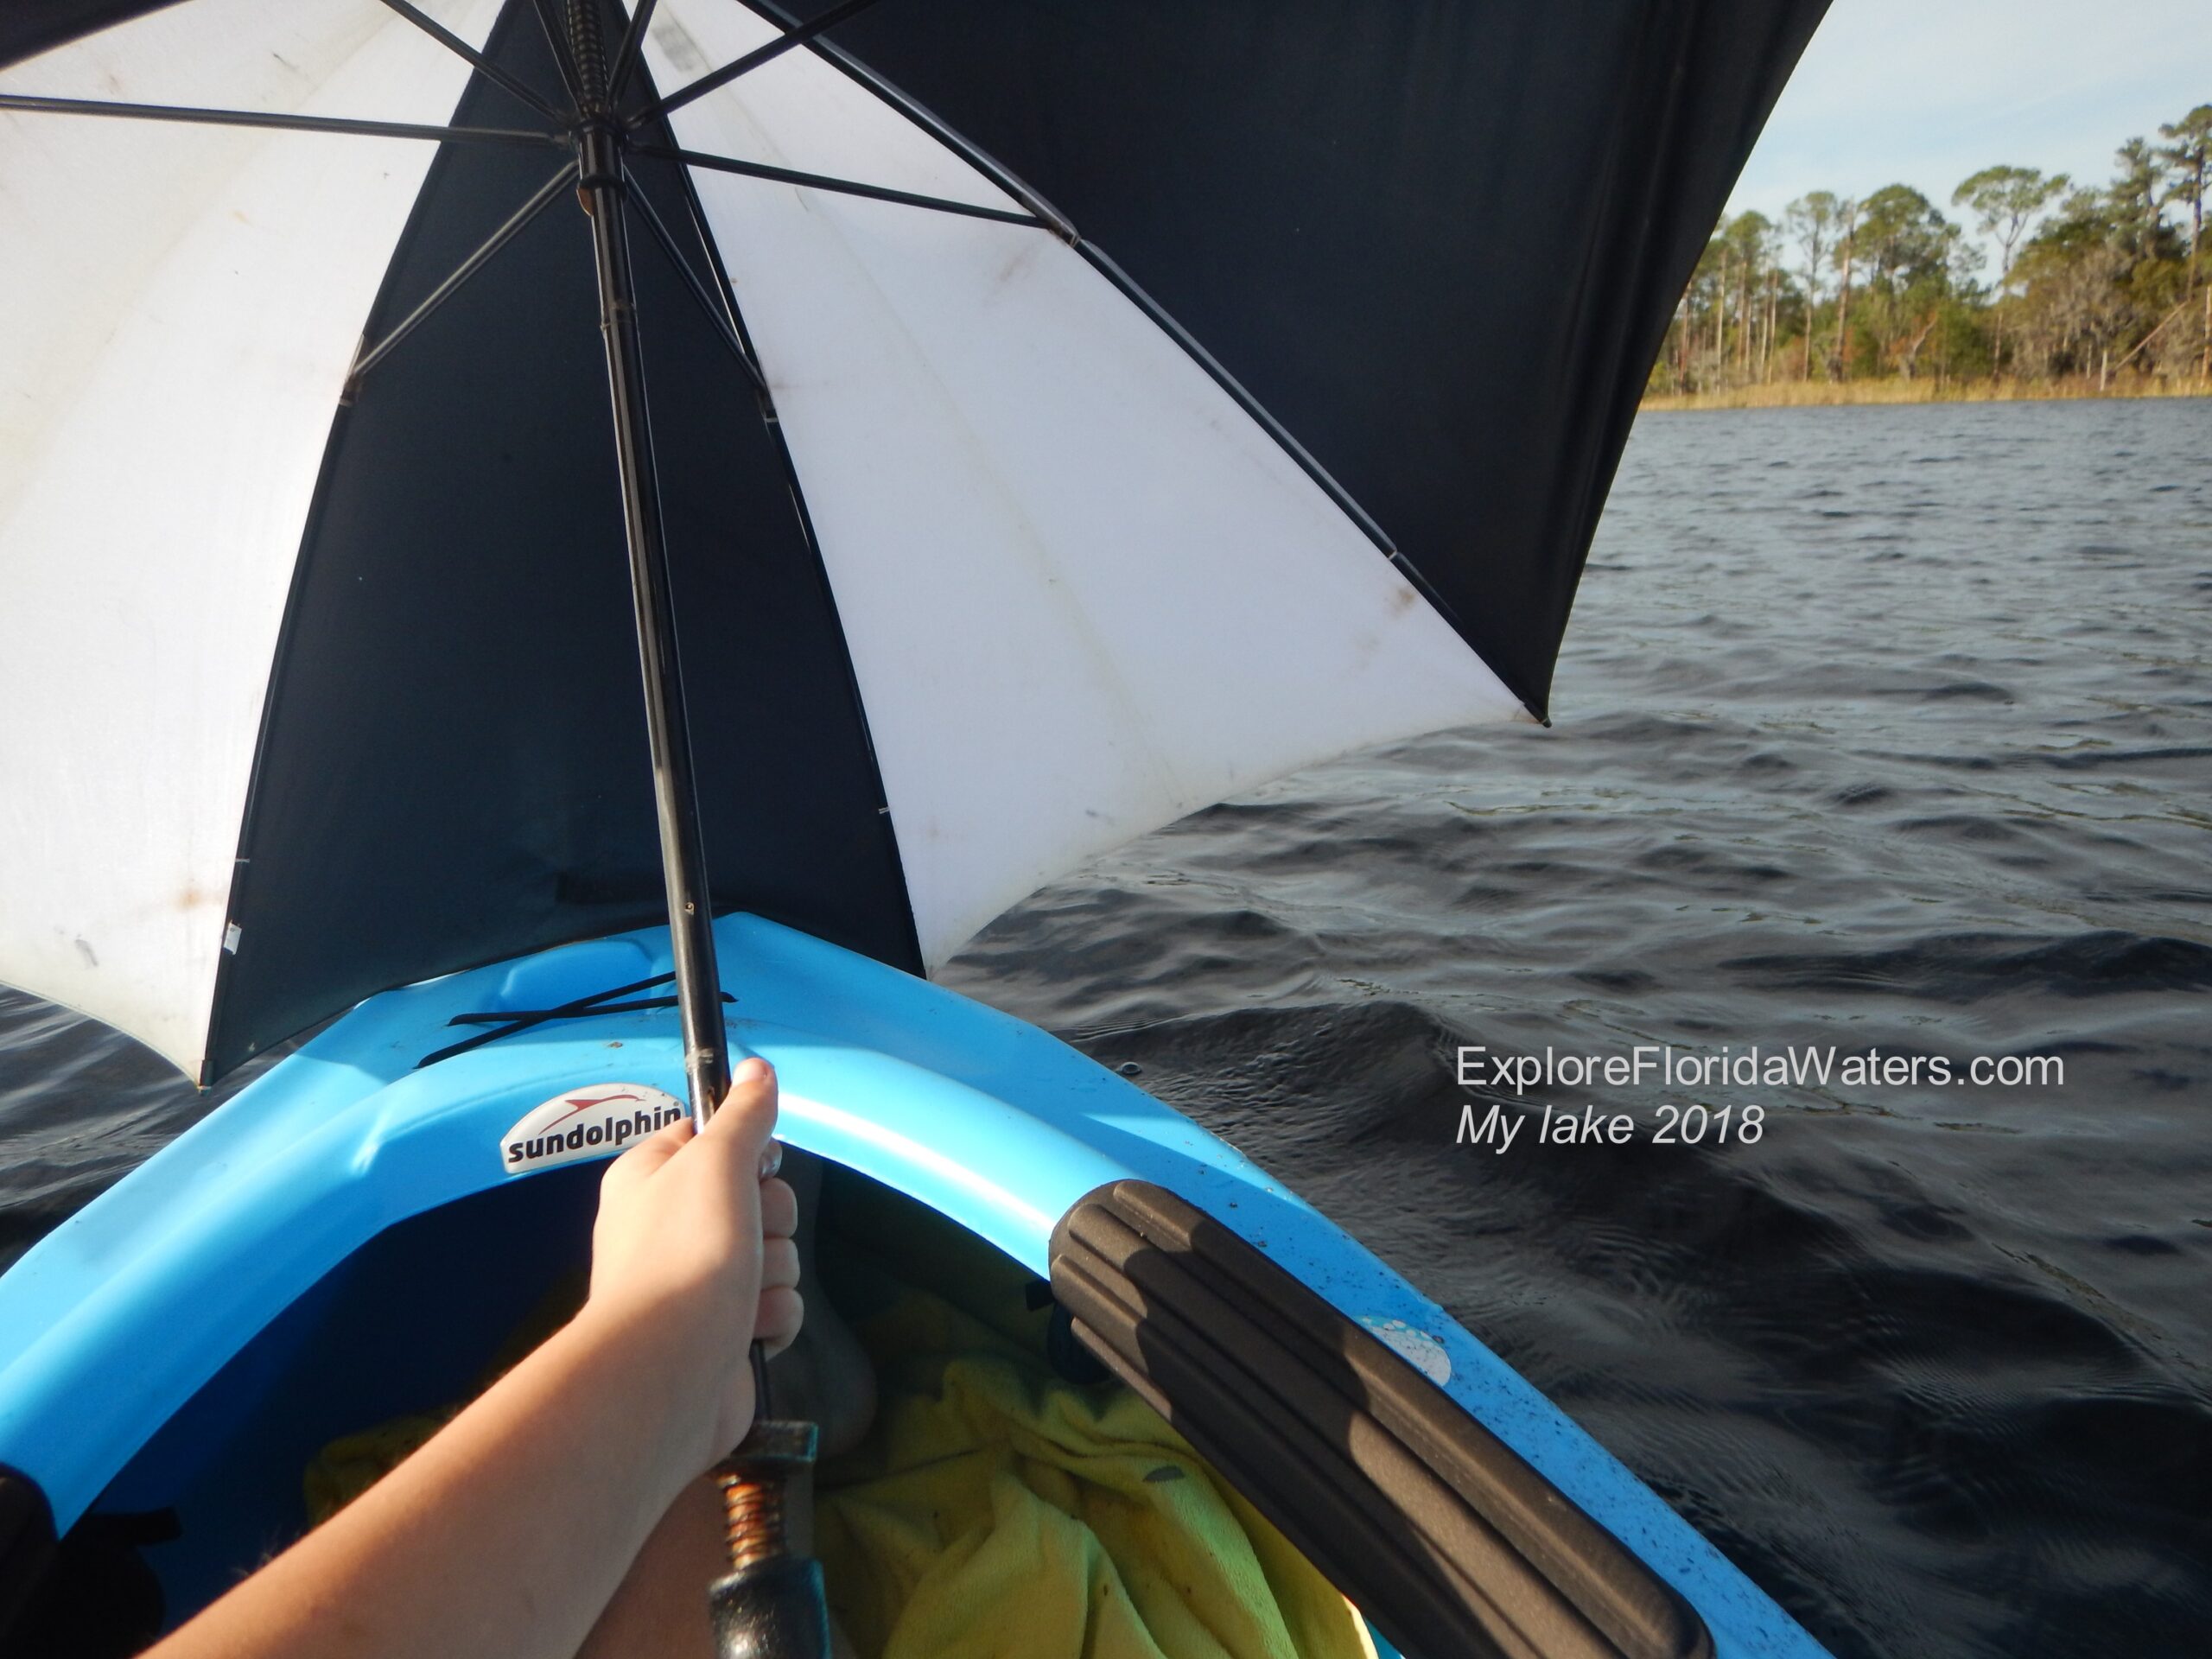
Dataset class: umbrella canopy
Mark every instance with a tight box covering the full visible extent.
[0,0,1825,1086]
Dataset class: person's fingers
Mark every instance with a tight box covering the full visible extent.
[760,1236,800,1294]
[759,1175,798,1243]
[756,1287,803,1357]
[599,1114,693,1197]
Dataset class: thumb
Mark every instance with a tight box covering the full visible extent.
[696,1057,779,1168]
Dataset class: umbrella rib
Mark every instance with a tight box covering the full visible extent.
[344,159,582,397]
[372,0,571,127]
[607,0,662,103]
[0,92,563,149]
[656,149,924,968]
[634,143,1046,228]
[735,0,1078,241]
[1074,236,1406,563]
[1075,238,1467,635]
[528,0,588,111]
[626,0,887,128]
[620,161,767,393]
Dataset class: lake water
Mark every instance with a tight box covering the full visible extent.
[5,397,2209,1656]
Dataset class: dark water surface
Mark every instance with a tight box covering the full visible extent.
[6,399,2211,1655]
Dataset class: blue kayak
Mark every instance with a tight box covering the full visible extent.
[0,914,1832,1659]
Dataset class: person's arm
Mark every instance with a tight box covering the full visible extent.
[147,1057,801,1659]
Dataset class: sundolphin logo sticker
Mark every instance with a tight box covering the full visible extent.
[499,1084,687,1174]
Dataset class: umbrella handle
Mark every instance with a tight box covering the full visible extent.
[708,1409,830,1659]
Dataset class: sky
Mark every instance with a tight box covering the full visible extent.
[1727,0,2211,252]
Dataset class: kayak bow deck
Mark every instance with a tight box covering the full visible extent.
[0,915,1828,1658]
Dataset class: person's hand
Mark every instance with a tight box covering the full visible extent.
[582,1058,802,1468]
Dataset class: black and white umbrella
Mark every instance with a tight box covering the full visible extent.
[0,0,1821,1095]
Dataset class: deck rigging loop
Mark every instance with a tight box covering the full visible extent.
[416,972,737,1071]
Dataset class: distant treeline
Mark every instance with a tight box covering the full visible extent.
[1651,103,2210,398]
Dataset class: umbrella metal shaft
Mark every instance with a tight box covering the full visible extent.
[564,24,829,1653]
[575,115,730,1122]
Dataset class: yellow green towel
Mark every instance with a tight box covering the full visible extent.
[814,1188,1372,1659]
[303,1180,1376,1659]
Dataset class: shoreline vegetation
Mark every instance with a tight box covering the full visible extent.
[1642,373,2210,413]
[1641,102,2210,411]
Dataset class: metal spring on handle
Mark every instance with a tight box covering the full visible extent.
[711,1418,817,1574]
[715,1464,790,1574]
